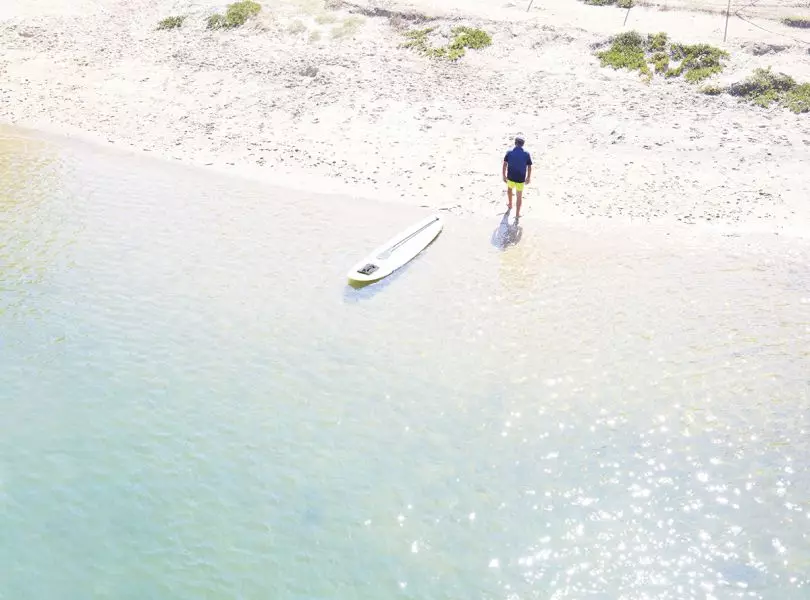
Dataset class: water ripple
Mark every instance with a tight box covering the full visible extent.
[2,127,810,599]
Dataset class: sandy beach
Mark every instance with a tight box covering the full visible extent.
[2,0,809,230]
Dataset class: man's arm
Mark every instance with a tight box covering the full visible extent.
[502,160,508,183]
[526,165,532,185]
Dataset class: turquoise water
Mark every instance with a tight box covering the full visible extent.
[2,127,810,599]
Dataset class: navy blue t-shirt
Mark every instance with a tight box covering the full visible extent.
[504,146,532,183]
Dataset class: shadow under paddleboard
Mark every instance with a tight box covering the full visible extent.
[342,233,442,303]
[346,213,443,286]
[342,261,414,302]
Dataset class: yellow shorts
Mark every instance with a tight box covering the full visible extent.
[507,180,525,192]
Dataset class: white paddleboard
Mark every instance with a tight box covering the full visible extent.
[347,214,443,284]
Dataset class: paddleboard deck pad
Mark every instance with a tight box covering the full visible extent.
[347,214,443,284]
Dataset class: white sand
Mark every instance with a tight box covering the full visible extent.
[2,0,809,230]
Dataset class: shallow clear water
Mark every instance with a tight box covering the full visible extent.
[2,126,810,600]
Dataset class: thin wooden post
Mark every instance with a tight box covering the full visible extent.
[623,5,631,26]
[527,0,534,12]
[723,0,732,42]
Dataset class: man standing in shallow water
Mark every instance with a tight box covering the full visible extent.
[502,135,532,218]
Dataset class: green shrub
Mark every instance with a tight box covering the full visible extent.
[699,84,725,95]
[613,30,644,48]
[647,32,668,51]
[727,67,810,113]
[446,25,491,59]
[684,67,718,82]
[402,25,491,61]
[782,16,810,28]
[226,0,261,26]
[157,15,185,30]
[332,16,363,38]
[402,26,433,52]
[207,1,261,29]
[651,51,669,73]
[583,0,634,5]
[597,31,651,79]
[728,67,794,97]
[784,83,810,113]
[597,31,727,83]
[596,32,808,114]
[670,43,728,82]
[207,14,226,29]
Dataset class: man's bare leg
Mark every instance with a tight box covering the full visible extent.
[515,190,523,218]
[506,186,513,210]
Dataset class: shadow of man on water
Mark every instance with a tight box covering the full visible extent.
[491,209,523,250]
